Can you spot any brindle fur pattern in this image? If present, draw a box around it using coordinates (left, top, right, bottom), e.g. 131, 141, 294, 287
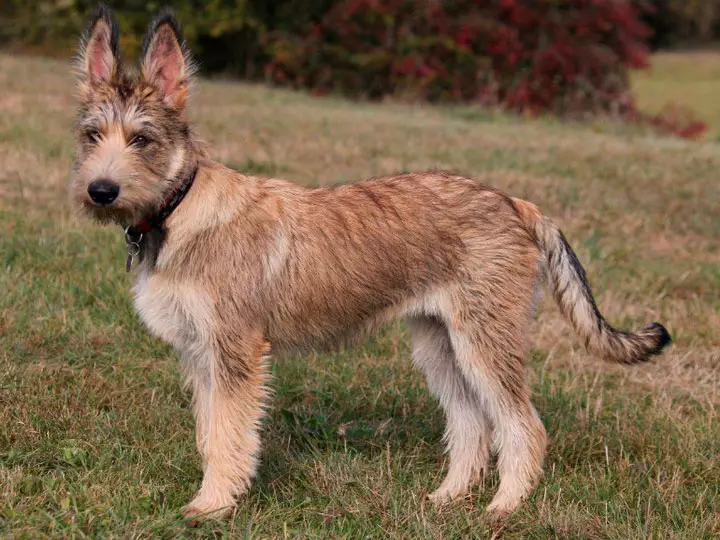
72, 5, 671, 522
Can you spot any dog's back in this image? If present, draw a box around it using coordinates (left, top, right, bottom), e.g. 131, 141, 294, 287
71, 5, 670, 522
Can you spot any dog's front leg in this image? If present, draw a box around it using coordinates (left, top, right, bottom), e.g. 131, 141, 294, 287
182, 334, 270, 520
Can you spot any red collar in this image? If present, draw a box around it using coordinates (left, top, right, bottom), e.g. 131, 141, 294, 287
123, 167, 197, 271
126, 167, 198, 236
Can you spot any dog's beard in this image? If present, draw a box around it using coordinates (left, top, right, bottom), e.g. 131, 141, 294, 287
74, 194, 157, 227
80, 201, 129, 225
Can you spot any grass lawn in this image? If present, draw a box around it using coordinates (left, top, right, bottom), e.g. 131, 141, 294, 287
0, 52, 718, 538
632, 50, 720, 138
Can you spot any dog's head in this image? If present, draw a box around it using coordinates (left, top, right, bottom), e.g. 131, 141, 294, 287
71, 4, 197, 226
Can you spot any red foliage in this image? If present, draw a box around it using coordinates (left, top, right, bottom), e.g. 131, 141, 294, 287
632, 105, 708, 139
263, 0, 706, 139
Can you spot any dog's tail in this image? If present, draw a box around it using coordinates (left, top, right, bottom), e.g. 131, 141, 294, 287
512, 197, 671, 365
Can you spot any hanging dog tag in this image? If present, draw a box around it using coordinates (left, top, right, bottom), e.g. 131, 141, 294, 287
125, 241, 141, 272
124, 228, 143, 273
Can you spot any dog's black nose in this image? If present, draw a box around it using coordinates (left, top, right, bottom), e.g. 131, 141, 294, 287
87, 179, 120, 205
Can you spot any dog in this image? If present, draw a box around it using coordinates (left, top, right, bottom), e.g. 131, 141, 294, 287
71, 5, 671, 521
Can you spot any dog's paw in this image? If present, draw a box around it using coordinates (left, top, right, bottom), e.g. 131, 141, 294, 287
427, 486, 466, 506
485, 497, 517, 526
182, 497, 234, 523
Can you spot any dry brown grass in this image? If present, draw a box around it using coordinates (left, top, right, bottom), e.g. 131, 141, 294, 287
0, 52, 717, 537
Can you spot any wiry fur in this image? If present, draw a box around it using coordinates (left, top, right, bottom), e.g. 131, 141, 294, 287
71, 6, 672, 522
72, 4, 204, 228
512, 198, 671, 364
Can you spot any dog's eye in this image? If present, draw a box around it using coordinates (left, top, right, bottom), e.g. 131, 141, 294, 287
86, 130, 101, 144
130, 135, 150, 148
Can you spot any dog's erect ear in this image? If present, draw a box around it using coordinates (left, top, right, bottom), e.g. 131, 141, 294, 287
140, 9, 195, 110
77, 4, 121, 88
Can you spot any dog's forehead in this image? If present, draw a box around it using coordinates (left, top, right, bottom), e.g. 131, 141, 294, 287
80, 86, 156, 130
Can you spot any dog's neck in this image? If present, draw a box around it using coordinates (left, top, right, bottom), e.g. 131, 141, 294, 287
124, 163, 199, 272
129, 166, 198, 235
126, 158, 266, 275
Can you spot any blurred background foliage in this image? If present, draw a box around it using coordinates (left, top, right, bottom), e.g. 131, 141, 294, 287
2, 1, 719, 75
0, 1, 332, 75
643, 0, 720, 49
0, 0, 714, 137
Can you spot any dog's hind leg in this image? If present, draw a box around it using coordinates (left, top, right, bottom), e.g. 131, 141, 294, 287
407, 315, 492, 502
182, 336, 270, 520
445, 280, 548, 520
452, 328, 547, 520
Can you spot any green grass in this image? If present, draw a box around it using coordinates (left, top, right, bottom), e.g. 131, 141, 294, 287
632, 50, 720, 138
1, 52, 718, 538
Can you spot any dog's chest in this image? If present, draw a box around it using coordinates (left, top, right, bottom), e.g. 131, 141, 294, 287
132, 270, 215, 352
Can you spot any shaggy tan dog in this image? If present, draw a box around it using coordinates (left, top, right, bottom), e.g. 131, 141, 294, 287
71, 5, 670, 521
